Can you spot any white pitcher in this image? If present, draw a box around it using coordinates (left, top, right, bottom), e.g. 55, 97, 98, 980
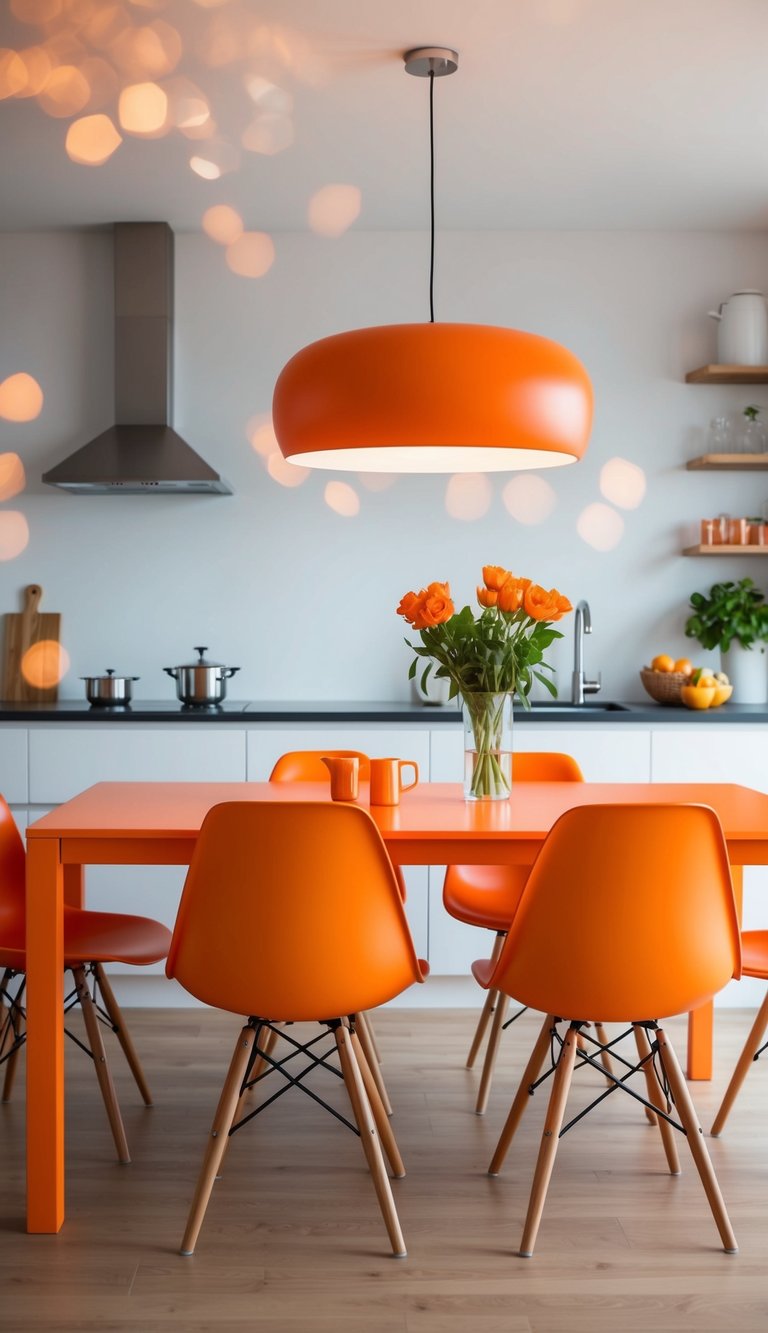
708, 290, 768, 365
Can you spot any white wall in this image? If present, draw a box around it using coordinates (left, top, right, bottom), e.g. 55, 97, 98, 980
1, 227, 767, 702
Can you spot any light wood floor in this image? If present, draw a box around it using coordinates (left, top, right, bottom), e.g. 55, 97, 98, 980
2, 1006, 768, 1331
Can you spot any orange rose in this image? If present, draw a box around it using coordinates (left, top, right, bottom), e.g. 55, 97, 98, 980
396, 590, 421, 624
552, 591, 572, 618
426, 581, 451, 599
497, 576, 527, 613
482, 565, 510, 592
523, 584, 559, 621
477, 586, 498, 608
413, 585, 454, 629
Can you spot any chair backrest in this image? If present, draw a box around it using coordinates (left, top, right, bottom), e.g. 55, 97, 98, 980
270, 750, 370, 782
487, 803, 741, 1022
512, 752, 583, 782
166, 801, 424, 1020
0, 793, 25, 920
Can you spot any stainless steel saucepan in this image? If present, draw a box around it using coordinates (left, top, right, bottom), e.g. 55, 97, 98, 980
81, 669, 139, 707
163, 646, 240, 707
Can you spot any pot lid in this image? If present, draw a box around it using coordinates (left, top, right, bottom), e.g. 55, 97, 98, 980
80, 669, 140, 681
176, 646, 226, 668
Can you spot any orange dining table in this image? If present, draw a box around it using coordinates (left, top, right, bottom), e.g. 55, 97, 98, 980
25, 778, 768, 1233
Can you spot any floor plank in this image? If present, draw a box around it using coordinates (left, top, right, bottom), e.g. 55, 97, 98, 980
2, 1007, 768, 1330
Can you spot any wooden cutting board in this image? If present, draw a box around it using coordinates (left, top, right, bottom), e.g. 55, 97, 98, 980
2, 584, 62, 702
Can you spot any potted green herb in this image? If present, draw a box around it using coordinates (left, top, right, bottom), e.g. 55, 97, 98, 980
684, 577, 768, 702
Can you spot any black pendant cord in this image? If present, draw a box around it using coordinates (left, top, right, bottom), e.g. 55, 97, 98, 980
429, 68, 436, 323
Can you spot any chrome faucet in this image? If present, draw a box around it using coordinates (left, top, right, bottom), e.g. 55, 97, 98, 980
571, 600, 602, 705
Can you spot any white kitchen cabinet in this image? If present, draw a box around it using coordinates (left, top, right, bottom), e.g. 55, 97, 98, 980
29, 726, 247, 803
427, 726, 653, 975
0, 726, 28, 804
652, 726, 768, 1007
247, 726, 432, 957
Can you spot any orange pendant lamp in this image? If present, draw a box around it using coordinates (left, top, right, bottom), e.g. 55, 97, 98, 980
272, 48, 593, 474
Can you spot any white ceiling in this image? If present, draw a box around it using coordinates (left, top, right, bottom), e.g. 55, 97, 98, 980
2, 0, 768, 233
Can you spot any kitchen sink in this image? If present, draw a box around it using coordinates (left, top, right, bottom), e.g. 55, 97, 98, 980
527, 701, 631, 713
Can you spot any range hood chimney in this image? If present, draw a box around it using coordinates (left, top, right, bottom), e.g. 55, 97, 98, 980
43, 222, 230, 495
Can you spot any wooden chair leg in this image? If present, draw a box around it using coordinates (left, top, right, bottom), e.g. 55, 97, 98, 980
711, 988, 768, 1137
656, 1026, 737, 1254
180, 1025, 256, 1256
2, 978, 26, 1103
72, 965, 130, 1165
350, 1027, 405, 1178
355, 1010, 393, 1116
359, 1008, 382, 1064
633, 1024, 680, 1174
519, 1025, 579, 1258
244, 1022, 280, 1096
466, 932, 506, 1069
475, 991, 510, 1115
335, 1022, 406, 1258
93, 963, 153, 1106
489, 1013, 554, 1176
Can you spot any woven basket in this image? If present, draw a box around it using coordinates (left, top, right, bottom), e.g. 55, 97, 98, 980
639, 668, 688, 705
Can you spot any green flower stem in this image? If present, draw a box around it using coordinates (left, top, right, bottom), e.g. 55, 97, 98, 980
464, 692, 511, 799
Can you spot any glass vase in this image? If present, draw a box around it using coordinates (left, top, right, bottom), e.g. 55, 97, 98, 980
462, 692, 513, 800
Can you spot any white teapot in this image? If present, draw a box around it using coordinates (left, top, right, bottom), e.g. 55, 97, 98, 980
708, 290, 768, 365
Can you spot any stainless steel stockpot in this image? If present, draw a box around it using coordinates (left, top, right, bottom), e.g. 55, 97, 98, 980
81, 669, 139, 706
163, 646, 240, 707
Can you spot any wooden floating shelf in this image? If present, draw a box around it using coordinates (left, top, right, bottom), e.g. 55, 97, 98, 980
683, 545, 768, 556
687, 453, 768, 470
686, 364, 768, 384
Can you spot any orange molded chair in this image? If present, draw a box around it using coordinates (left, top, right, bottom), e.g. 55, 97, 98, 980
443, 752, 584, 1113
270, 749, 405, 1112
0, 794, 171, 1163
473, 803, 740, 1259
711, 931, 768, 1135
166, 800, 428, 1257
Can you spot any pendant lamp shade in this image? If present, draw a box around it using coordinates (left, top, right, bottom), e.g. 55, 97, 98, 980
272, 322, 593, 473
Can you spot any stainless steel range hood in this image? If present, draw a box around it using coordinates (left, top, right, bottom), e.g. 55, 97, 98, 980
43, 222, 230, 495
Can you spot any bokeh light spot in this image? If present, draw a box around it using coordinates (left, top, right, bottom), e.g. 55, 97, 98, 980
118, 81, 168, 134
225, 231, 275, 278
0, 50, 28, 100
66, 113, 122, 165
189, 139, 239, 178
248, 417, 277, 456
14, 47, 53, 99
0, 372, 44, 422
502, 474, 557, 525
11, 0, 62, 20
0, 512, 30, 561
599, 457, 647, 510
244, 75, 292, 112
241, 112, 293, 155
37, 64, 91, 118
324, 480, 360, 517
577, 502, 625, 551
308, 184, 362, 237
445, 473, 492, 522
0, 454, 26, 501
21, 640, 70, 690
202, 203, 243, 245
266, 452, 309, 487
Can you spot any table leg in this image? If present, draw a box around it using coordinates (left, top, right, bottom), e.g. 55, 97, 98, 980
686, 867, 743, 1081
26, 838, 65, 1233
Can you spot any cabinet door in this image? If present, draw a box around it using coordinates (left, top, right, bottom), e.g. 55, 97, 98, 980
29, 727, 247, 803
652, 726, 768, 1007
428, 725, 652, 975
0, 727, 28, 804
247, 726, 431, 957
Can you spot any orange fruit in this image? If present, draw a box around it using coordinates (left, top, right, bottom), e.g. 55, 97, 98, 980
680, 684, 715, 710
710, 684, 733, 707
691, 667, 716, 687
651, 654, 675, 672
673, 657, 694, 677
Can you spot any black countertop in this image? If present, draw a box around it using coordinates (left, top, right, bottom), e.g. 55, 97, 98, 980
2, 700, 768, 723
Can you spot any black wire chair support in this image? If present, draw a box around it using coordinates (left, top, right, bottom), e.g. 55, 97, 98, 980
230, 1016, 361, 1139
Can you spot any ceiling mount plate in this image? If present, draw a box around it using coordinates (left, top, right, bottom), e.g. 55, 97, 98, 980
403, 47, 458, 78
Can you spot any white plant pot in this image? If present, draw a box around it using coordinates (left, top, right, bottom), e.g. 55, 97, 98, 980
412, 659, 453, 707
720, 642, 768, 704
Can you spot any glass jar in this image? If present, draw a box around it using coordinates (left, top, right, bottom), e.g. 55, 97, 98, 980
462, 692, 513, 800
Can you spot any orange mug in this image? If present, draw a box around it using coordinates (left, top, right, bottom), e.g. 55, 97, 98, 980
321, 755, 359, 801
369, 757, 419, 806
